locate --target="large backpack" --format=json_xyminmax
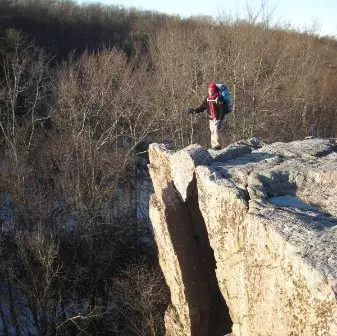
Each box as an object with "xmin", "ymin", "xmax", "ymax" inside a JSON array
[{"xmin": 216, "ymin": 83, "xmax": 232, "ymax": 114}]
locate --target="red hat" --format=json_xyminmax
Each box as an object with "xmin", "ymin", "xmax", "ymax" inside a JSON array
[{"xmin": 208, "ymin": 82, "xmax": 217, "ymax": 90}]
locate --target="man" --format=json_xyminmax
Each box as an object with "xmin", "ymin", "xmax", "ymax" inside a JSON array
[{"xmin": 188, "ymin": 82, "xmax": 228, "ymax": 150}]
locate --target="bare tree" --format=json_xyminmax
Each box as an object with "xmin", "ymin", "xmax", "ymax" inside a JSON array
[
  {"xmin": 0, "ymin": 28, "xmax": 49, "ymax": 199},
  {"xmin": 113, "ymin": 262, "xmax": 169, "ymax": 336}
]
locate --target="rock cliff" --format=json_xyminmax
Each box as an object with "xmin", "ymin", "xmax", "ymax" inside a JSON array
[{"xmin": 148, "ymin": 138, "xmax": 337, "ymax": 336}]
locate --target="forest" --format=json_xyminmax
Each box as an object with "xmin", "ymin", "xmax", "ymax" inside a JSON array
[{"xmin": 0, "ymin": 0, "xmax": 336, "ymax": 335}]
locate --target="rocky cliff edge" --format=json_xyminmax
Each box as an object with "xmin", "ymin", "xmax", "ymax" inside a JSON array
[{"xmin": 148, "ymin": 138, "xmax": 337, "ymax": 336}]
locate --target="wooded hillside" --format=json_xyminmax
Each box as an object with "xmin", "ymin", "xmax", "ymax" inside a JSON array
[{"xmin": 0, "ymin": 1, "xmax": 336, "ymax": 334}]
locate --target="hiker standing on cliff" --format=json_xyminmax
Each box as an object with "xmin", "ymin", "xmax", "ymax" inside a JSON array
[{"xmin": 188, "ymin": 82, "xmax": 231, "ymax": 150}]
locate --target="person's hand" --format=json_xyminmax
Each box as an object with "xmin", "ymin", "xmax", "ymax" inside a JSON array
[
  {"xmin": 216, "ymin": 120, "xmax": 222, "ymax": 129},
  {"xmin": 187, "ymin": 107, "xmax": 195, "ymax": 114}
]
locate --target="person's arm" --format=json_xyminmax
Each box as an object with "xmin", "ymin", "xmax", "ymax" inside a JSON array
[
  {"xmin": 218, "ymin": 101, "xmax": 226, "ymax": 120},
  {"xmin": 192, "ymin": 98, "xmax": 207, "ymax": 113},
  {"xmin": 215, "ymin": 101, "xmax": 226, "ymax": 130}
]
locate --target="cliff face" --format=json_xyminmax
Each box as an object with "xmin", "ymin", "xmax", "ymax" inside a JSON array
[{"xmin": 148, "ymin": 138, "xmax": 337, "ymax": 336}]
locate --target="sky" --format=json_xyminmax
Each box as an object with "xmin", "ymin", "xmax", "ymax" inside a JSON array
[{"xmin": 80, "ymin": 0, "xmax": 337, "ymax": 37}]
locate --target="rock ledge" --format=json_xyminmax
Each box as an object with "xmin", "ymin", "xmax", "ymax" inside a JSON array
[{"xmin": 149, "ymin": 138, "xmax": 337, "ymax": 336}]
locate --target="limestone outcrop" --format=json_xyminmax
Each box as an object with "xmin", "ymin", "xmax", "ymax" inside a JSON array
[{"xmin": 148, "ymin": 138, "xmax": 337, "ymax": 336}]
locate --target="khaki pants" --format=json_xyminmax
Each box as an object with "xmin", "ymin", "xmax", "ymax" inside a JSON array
[{"xmin": 209, "ymin": 119, "xmax": 221, "ymax": 149}]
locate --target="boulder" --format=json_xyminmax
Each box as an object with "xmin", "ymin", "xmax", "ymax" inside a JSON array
[{"xmin": 149, "ymin": 138, "xmax": 337, "ymax": 336}]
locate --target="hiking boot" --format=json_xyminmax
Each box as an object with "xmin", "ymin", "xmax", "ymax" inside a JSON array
[{"xmin": 212, "ymin": 145, "xmax": 221, "ymax": 150}]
